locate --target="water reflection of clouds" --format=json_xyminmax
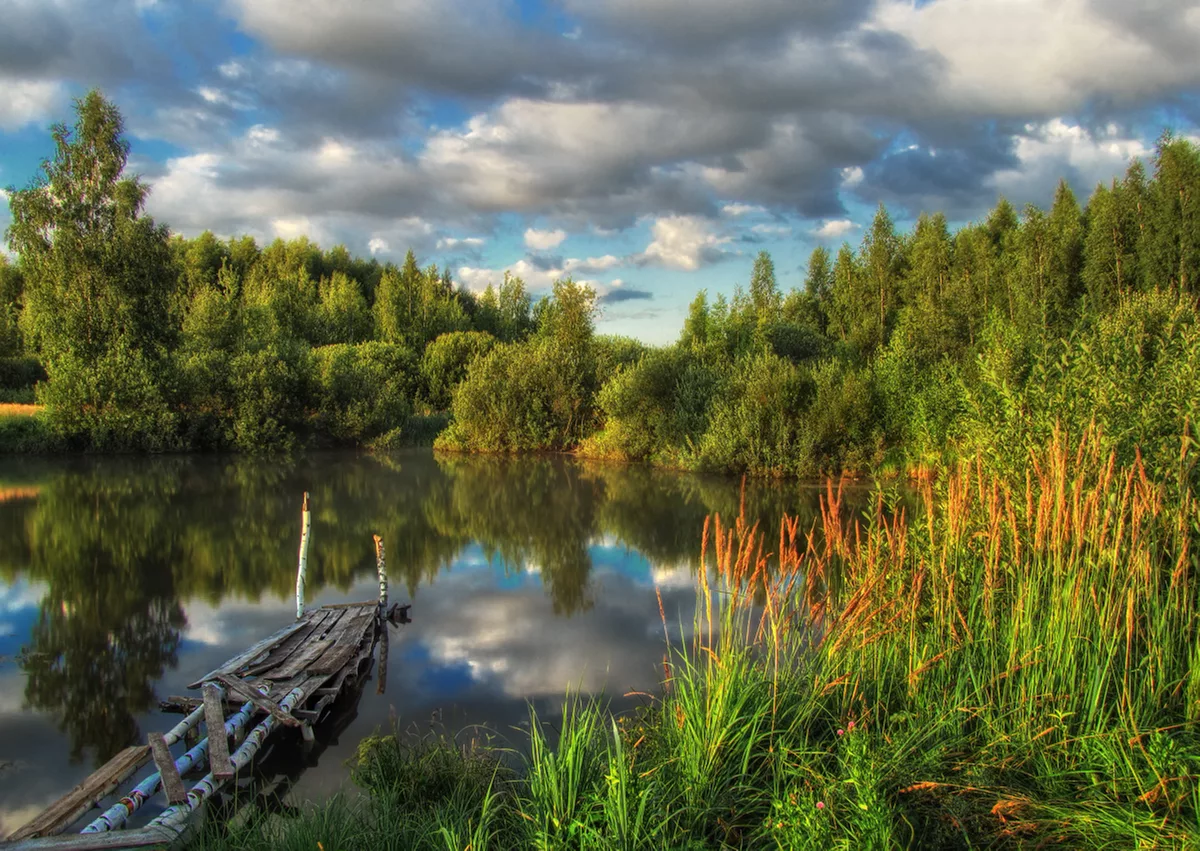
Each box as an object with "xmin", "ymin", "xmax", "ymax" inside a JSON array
[
  {"xmin": 0, "ymin": 524, "xmax": 706, "ymax": 824},
  {"xmin": 0, "ymin": 580, "xmax": 45, "ymax": 646}
]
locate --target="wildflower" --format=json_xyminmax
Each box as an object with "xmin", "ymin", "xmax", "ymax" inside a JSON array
[
  {"xmin": 848, "ymin": 721, "xmax": 855, "ymax": 731},
  {"xmin": 816, "ymin": 801, "xmax": 825, "ymax": 810},
  {"xmin": 837, "ymin": 728, "xmax": 845, "ymax": 736}
]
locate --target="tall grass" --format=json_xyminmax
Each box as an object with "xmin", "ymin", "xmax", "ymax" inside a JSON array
[{"xmin": 192, "ymin": 426, "xmax": 1200, "ymax": 849}]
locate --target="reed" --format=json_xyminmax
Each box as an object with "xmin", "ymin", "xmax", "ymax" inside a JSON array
[{"xmin": 192, "ymin": 426, "xmax": 1200, "ymax": 849}]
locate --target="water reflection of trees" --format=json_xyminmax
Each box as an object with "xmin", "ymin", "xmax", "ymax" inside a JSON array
[{"xmin": 0, "ymin": 450, "xmax": 870, "ymax": 765}]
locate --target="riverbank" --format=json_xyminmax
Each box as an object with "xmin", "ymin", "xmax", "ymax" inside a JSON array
[{"xmin": 190, "ymin": 430, "xmax": 1200, "ymax": 850}]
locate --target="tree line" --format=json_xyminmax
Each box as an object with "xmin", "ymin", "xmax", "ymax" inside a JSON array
[{"xmin": 4, "ymin": 90, "xmax": 1200, "ymax": 481}]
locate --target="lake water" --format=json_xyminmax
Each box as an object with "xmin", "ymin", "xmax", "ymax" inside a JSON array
[{"xmin": 0, "ymin": 449, "xmax": 869, "ymax": 836}]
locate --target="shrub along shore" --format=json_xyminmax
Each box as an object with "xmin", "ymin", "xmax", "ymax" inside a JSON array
[{"xmin": 193, "ymin": 428, "xmax": 1200, "ymax": 849}]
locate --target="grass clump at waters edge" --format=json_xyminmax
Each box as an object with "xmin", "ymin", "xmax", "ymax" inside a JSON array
[{"xmin": 191, "ymin": 426, "xmax": 1200, "ymax": 849}]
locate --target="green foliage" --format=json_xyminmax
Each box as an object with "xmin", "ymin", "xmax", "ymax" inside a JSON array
[
  {"xmin": 420, "ymin": 330, "xmax": 496, "ymax": 411},
  {"xmin": 227, "ymin": 343, "xmax": 308, "ymax": 451},
  {"xmin": 310, "ymin": 342, "xmax": 414, "ymax": 443},
  {"xmin": 698, "ymin": 352, "xmax": 815, "ymax": 476},
  {"xmin": 961, "ymin": 289, "xmax": 1200, "ymax": 488},
  {"xmin": 439, "ymin": 338, "xmax": 584, "ymax": 453},
  {"xmin": 37, "ymin": 345, "xmax": 179, "ymax": 451},
  {"xmin": 586, "ymin": 346, "xmax": 719, "ymax": 464}
]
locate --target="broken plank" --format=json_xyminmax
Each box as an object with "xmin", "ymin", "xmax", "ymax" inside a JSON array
[
  {"xmin": 309, "ymin": 609, "xmax": 377, "ymax": 675},
  {"xmin": 146, "ymin": 733, "xmax": 187, "ymax": 805},
  {"xmin": 202, "ymin": 684, "xmax": 234, "ymax": 781},
  {"xmin": 268, "ymin": 638, "xmax": 334, "ymax": 680},
  {"xmin": 5, "ymin": 746, "xmax": 151, "ymax": 841},
  {"xmin": 0, "ymin": 825, "xmax": 179, "ymax": 850},
  {"xmin": 213, "ymin": 675, "xmax": 302, "ymax": 729},
  {"xmin": 186, "ymin": 620, "xmax": 308, "ymax": 689},
  {"xmin": 242, "ymin": 610, "xmax": 333, "ymax": 676}
]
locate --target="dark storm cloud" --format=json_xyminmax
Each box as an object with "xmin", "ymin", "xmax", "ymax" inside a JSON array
[
  {"xmin": 599, "ymin": 287, "xmax": 654, "ymax": 304},
  {"xmin": 852, "ymin": 125, "xmax": 1023, "ymax": 218}
]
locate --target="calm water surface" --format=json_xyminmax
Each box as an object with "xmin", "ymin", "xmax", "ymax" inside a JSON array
[{"xmin": 0, "ymin": 449, "xmax": 869, "ymax": 835}]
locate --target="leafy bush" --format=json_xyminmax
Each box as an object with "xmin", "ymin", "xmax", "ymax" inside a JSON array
[
  {"xmin": 38, "ymin": 346, "xmax": 179, "ymax": 451},
  {"xmin": 420, "ymin": 331, "xmax": 496, "ymax": 411},
  {"xmin": 438, "ymin": 339, "xmax": 589, "ymax": 453},
  {"xmin": 310, "ymin": 342, "xmax": 416, "ymax": 443},
  {"xmin": 698, "ymin": 352, "xmax": 816, "ymax": 476}
]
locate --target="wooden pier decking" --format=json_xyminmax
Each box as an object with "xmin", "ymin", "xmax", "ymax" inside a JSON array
[{"xmin": 2, "ymin": 498, "xmax": 406, "ymax": 851}]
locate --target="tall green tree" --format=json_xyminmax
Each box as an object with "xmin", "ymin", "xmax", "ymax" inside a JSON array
[
  {"xmin": 6, "ymin": 90, "xmax": 176, "ymax": 363},
  {"xmin": 5, "ymin": 90, "xmax": 178, "ymax": 447},
  {"xmin": 1143, "ymin": 134, "xmax": 1200, "ymax": 292}
]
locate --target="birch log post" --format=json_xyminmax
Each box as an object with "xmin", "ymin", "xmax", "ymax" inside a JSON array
[
  {"xmin": 374, "ymin": 534, "xmax": 388, "ymax": 613},
  {"xmin": 296, "ymin": 492, "xmax": 311, "ymax": 620}
]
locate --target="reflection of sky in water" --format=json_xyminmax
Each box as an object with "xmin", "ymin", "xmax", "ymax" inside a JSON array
[
  {"xmin": 0, "ymin": 450, "xmax": 858, "ymax": 838},
  {"xmin": 0, "ymin": 538, "xmax": 697, "ymax": 835}
]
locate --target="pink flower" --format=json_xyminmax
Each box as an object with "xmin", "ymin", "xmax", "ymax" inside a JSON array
[
  {"xmin": 816, "ymin": 801, "xmax": 825, "ymax": 810},
  {"xmin": 848, "ymin": 721, "xmax": 855, "ymax": 731},
  {"xmin": 837, "ymin": 728, "xmax": 845, "ymax": 736}
]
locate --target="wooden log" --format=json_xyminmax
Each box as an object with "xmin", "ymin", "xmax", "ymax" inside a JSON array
[
  {"xmin": 296, "ymin": 492, "xmax": 311, "ymax": 620},
  {"xmin": 185, "ymin": 620, "xmax": 308, "ymax": 689},
  {"xmin": 202, "ymin": 685, "xmax": 234, "ymax": 781},
  {"xmin": 4, "ymin": 746, "xmax": 150, "ymax": 841},
  {"xmin": 0, "ymin": 825, "xmax": 178, "ymax": 850},
  {"xmin": 213, "ymin": 675, "xmax": 302, "ymax": 729},
  {"xmin": 377, "ymin": 618, "xmax": 389, "ymax": 696},
  {"xmin": 146, "ymin": 734, "xmax": 187, "ymax": 806},
  {"xmin": 374, "ymin": 534, "xmax": 387, "ymax": 613}
]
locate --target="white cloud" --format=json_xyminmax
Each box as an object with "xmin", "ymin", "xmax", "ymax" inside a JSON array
[
  {"xmin": 722, "ymin": 202, "xmax": 765, "ymax": 217},
  {"xmin": 524, "ymin": 227, "xmax": 567, "ymax": 250},
  {"xmin": 437, "ymin": 236, "xmax": 486, "ymax": 250},
  {"xmin": 989, "ymin": 119, "xmax": 1155, "ymax": 205},
  {"xmin": 875, "ymin": 0, "xmax": 1200, "ymax": 116},
  {"xmin": 564, "ymin": 254, "xmax": 622, "ymax": 273},
  {"xmin": 841, "ymin": 166, "xmax": 864, "ymax": 188},
  {"xmin": 638, "ymin": 215, "xmax": 731, "ymax": 271},
  {"xmin": 0, "ymin": 79, "xmax": 65, "ymax": 131},
  {"xmin": 751, "ymin": 223, "xmax": 791, "ymax": 236},
  {"xmin": 369, "ymin": 237, "xmax": 390, "ymax": 255},
  {"xmin": 218, "ymin": 60, "xmax": 247, "ymax": 80},
  {"xmin": 814, "ymin": 219, "xmax": 858, "ymax": 239}
]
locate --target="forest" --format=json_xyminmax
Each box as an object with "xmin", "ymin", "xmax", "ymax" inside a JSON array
[{"xmin": 3, "ymin": 90, "xmax": 1200, "ymax": 488}]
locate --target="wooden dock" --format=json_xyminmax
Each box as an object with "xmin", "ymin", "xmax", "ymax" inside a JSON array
[{"xmin": 1, "ymin": 497, "xmax": 407, "ymax": 851}]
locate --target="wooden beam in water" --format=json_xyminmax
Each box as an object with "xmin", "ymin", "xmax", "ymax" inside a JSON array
[
  {"xmin": 201, "ymin": 685, "xmax": 234, "ymax": 781},
  {"xmin": 212, "ymin": 675, "xmax": 302, "ymax": 729},
  {"xmin": 145, "ymin": 734, "xmax": 186, "ymax": 806},
  {"xmin": 4, "ymin": 747, "xmax": 151, "ymax": 841},
  {"xmin": 0, "ymin": 825, "xmax": 178, "ymax": 850}
]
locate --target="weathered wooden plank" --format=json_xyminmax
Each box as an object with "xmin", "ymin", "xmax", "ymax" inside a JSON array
[
  {"xmin": 318, "ymin": 599, "xmax": 377, "ymax": 610},
  {"xmin": 269, "ymin": 638, "xmax": 334, "ymax": 680},
  {"xmin": 0, "ymin": 825, "xmax": 178, "ymax": 850},
  {"xmin": 145, "ymin": 734, "xmax": 186, "ymax": 806},
  {"xmin": 202, "ymin": 685, "xmax": 234, "ymax": 781},
  {"xmin": 213, "ymin": 675, "xmax": 302, "ymax": 729},
  {"xmin": 5, "ymin": 747, "xmax": 151, "ymax": 841},
  {"xmin": 186, "ymin": 620, "xmax": 308, "ymax": 689},
  {"xmin": 309, "ymin": 609, "xmax": 377, "ymax": 675},
  {"xmin": 242, "ymin": 610, "xmax": 332, "ymax": 677}
]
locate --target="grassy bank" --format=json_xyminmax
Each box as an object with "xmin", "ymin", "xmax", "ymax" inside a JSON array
[{"xmin": 194, "ymin": 429, "xmax": 1200, "ymax": 849}]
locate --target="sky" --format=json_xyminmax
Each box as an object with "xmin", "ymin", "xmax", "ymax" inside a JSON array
[{"xmin": 1, "ymin": 0, "xmax": 1199, "ymax": 343}]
